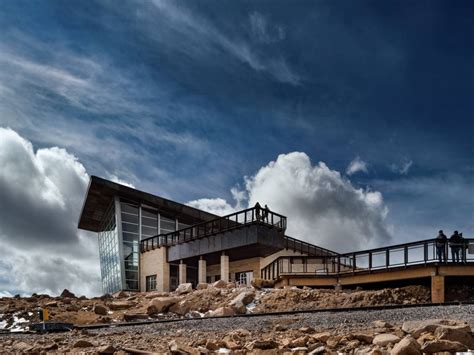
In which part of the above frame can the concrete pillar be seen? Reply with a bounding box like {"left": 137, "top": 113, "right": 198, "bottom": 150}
{"left": 431, "top": 275, "right": 445, "bottom": 303}
{"left": 157, "top": 247, "right": 170, "bottom": 292}
{"left": 221, "top": 253, "right": 229, "bottom": 282}
{"left": 179, "top": 260, "right": 187, "bottom": 285}
{"left": 198, "top": 257, "right": 207, "bottom": 284}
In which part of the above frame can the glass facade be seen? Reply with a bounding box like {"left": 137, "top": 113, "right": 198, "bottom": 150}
{"left": 97, "top": 197, "right": 188, "bottom": 293}
{"left": 98, "top": 202, "right": 122, "bottom": 294}
{"left": 120, "top": 200, "right": 140, "bottom": 291}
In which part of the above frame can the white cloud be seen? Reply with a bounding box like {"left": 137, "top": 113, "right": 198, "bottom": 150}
{"left": 188, "top": 152, "right": 392, "bottom": 252}
{"left": 390, "top": 159, "right": 413, "bottom": 175}
{"left": 148, "top": 0, "right": 300, "bottom": 85}
{"left": 346, "top": 156, "right": 368, "bottom": 175}
{"left": 187, "top": 198, "right": 236, "bottom": 216}
{"left": 0, "top": 127, "right": 101, "bottom": 297}
{"left": 248, "top": 12, "right": 286, "bottom": 44}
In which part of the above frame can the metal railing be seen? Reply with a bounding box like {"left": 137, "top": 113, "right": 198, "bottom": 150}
{"left": 141, "top": 206, "right": 287, "bottom": 252}
{"left": 261, "top": 238, "right": 474, "bottom": 280}
{"left": 284, "top": 236, "right": 339, "bottom": 257}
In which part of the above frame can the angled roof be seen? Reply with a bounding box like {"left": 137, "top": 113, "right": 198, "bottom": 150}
{"left": 78, "top": 176, "right": 218, "bottom": 232}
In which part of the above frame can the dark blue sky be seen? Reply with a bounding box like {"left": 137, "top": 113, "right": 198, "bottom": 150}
{"left": 0, "top": 0, "right": 473, "bottom": 239}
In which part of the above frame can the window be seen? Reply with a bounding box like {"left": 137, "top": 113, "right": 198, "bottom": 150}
{"left": 236, "top": 271, "right": 253, "bottom": 286}
{"left": 146, "top": 275, "right": 157, "bottom": 291}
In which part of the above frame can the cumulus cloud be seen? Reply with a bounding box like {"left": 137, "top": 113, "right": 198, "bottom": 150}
{"left": 346, "top": 156, "right": 368, "bottom": 175}
{"left": 189, "top": 152, "right": 392, "bottom": 252}
{"left": 0, "top": 127, "right": 101, "bottom": 296}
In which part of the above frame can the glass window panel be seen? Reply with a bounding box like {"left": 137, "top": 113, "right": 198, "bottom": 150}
{"left": 142, "top": 225, "right": 158, "bottom": 237}
{"left": 121, "top": 203, "right": 138, "bottom": 215}
{"left": 142, "top": 208, "right": 157, "bottom": 219}
{"left": 122, "top": 222, "right": 139, "bottom": 233}
{"left": 141, "top": 217, "right": 157, "bottom": 228}
{"left": 121, "top": 213, "right": 139, "bottom": 224}
{"left": 123, "top": 232, "right": 138, "bottom": 242}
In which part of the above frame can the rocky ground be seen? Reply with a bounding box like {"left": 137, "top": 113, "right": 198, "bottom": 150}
{"left": 1, "top": 281, "right": 473, "bottom": 353}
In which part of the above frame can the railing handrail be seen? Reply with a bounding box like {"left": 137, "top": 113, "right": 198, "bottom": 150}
{"left": 338, "top": 237, "right": 472, "bottom": 258}
{"left": 261, "top": 238, "right": 474, "bottom": 280}
{"left": 140, "top": 206, "right": 287, "bottom": 251}
{"left": 284, "top": 235, "right": 340, "bottom": 256}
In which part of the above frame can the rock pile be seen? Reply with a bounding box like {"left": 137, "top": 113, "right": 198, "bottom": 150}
{"left": 0, "top": 284, "right": 438, "bottom": 330}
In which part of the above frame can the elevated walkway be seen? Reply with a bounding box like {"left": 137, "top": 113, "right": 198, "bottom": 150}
{"left": 261, "top": 238, "right": 474, "bottom": 303}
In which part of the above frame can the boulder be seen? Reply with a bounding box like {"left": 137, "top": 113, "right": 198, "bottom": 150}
{"left": 212, "top": 279, "right": 228, "bottom": 288}
{"left": 209, "top": 306, "right": 235, "bottom": 317}
{"left": 373, "top": 320, "right": 392, "bottom": 328}
{"left": 251, "top": 339, "right": 279, "bottom": 350}
{"left": 13, "top": 342, "right": 34, "bottom": 352}
{"left": 229, "top": 290, "right": 255, "bottom": 314}
{"left": 60, "top": 289, "right": 76, "bottom": 298}
{"left": 373, "top": 334, "right": 400, "bottom": 346}
{"left": 109, "top": 300, "right": 136, "bottom": 310}
{"left": 175, "top": 283, "right": 193, "bottom": 295}
{"left": 144, "top": 291, "right": 169, "bottom": 299}
{"left": 196, "top": 283, "right": 208, "bottom": 290}
{"left": 147, "top": 296, "right": 180, "bottom": 315}
{"left": 351, "top": 333, "right": 374, "bottom": 344}
{"left": 421, "top": 339, "right": 468, "bottom": 353}
{"left": 98, "top": 345, "right": 117, "bottom": 354}
{"left": 290, "top": 336, "right": 309, "bottom": 348}
{"left": 402, "top": 319, "right": 463, "bottom": 338}
{"left": 93, "top": 304, "right": 108, "bottom": 316}
{"left": 73, "top": 339, "right": 95, "bottom": 348}
{"left": 309, "top": 346, "right": 326, "bottom": 354}
{"left": 45, "top": 301, "right": 58, "bottom": 307}
{"left": 312, "top": 332, "right": 332, "bottom": 343}
{"left": 251, "top": 278, "right": 275, "bottom": 289}
{"left": 390, "top": 336, "right": 421, "bottom": 355}
{"left": 169, "top": 300, "right": 192, "bottom": 316}
{"left": 433, "top": 323, "right": 474, "bottom": 348}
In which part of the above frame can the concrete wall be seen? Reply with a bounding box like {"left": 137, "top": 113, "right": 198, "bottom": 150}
{"left": 140, "top": 247, "right": 169, "bottom": 292}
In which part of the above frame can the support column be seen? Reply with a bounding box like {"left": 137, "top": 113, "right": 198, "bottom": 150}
{"left": 431, "top": 275, "right": 445, "bottom": 303}
{"left": 179, "top": 260, "right": 187, "bottom": 285}
{"left": 221, "top": 253, "right": 229, "bottom": 282}
{"left": 198, "top": 257, "right": 207, "bottom": 284}
{"left": 157, "top": 247, "right": 170, "bottom": 292}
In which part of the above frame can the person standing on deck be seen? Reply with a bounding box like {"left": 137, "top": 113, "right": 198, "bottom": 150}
{"left": 436, "top": 230, "right": 448, "bottom": 263}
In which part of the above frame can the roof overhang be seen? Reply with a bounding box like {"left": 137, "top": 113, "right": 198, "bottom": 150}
{"left": 78, "top": 176, "right": 218, "bottom": 232}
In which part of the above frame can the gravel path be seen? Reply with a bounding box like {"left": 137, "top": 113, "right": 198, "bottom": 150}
{"left": 93, "top": 304, "right": 474, "bottom": 336}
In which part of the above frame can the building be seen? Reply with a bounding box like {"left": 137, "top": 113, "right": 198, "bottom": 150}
{"left": 79, "top": 176, "right": 473, "bottom": 302}
{"left": 78, "top": 176, "right": 336, "bottom": 294}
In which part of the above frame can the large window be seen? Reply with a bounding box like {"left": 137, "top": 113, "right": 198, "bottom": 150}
{"left": 146, "top": 275, "right": 157, "bottom": 291}
{"left": 121, "top": 200, "right": 140, "bottom": 291}
{"left": 160, "top": 215, "right": 176, "bottom": 234}
{"left": 98, "top": 202, "right": 122, "bottom": 294}
{"left": 141, "top": 207, "right": 158, "bottom": 239}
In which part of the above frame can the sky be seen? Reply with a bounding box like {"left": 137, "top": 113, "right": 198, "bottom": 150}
{"left": 0, "top": 0, "right": 473, "bottom": 297}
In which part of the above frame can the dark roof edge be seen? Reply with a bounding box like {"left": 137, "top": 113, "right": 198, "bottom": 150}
{"left": 78, "top": 176, "right": 219, "bottom": 232}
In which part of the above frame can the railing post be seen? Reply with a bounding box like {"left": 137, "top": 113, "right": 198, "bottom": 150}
{"left": 424, "top": 243, "right": 428, "bottom": 263}
{"left": 386, "top": 249, "right": 390, "bottom": 268}
{"left": 352, "top": 253, "right": 356, "bottom": 272}
{"left": 369, "top": 252, "right": 372, "bottom": 270}
{"left": 337, "top": 256, "right": 341, "bottom": 273}
{"left": 404, "top": 246, "right": 408, "bottom": 267}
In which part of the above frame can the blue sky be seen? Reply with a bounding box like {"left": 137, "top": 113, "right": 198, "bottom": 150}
{"left": 0, "top": 0, "right": 472, "bottom": 295}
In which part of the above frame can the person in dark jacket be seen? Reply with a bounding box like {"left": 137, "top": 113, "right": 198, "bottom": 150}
{"left": 449, "top": 231, "right": 463, "bottom": 262}
{"left": 254, "top": 202, "right": 262, "bottom": 221}
{"left": 435, "top": 230, "right": 447, "bottom": 262}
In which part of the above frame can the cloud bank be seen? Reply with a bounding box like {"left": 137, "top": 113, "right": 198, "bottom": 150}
{"left": 0, "top": 127, "right": 101, "bottom": 297}
{"left": 188, "top": 152, "right": 392, "bottom": 252}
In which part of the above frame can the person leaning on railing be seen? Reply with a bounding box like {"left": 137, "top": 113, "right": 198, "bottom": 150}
{"left": 449, "top": 231, "right": 463, "bottom": 263}
{"left": 435, "top": 230, "right": 448, "bottom": 263}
